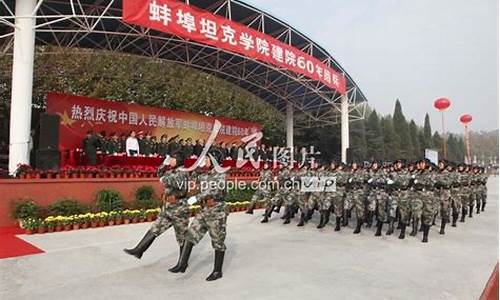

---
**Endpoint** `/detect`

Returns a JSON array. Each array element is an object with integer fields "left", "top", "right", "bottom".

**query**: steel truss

[{"left": 0, "top": 0, "right": 367, "bottom": 128}]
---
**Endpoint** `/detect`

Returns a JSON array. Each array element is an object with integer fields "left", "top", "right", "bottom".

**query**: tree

[
  {"left": 432, "top": 131, "right": 443, "bottom": 158},
  {"left": 350, "top": 120, "right": 368, "bottom": 162},
  {"left": 422, "top": 113, "right": 433, "bottom": 149},
  {"left": 365, "top": 110, "right": 384, "bottom": 160},
  {"left": 392, "top": 100, "right": 413, "bottom": 159},
  {"left": 381, "top": 116, "right": 400, "bottom": 161},
  {"left": 408, "top": 120, "right": 421, "bottom": 160}
]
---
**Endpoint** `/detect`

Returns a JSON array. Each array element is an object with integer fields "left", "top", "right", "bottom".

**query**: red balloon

[
  {"left": 460, "top": 114, "right": 472, "bottom": 124},
  {"left": 434, "top": 98, "right": 451, "bottom": 111}
]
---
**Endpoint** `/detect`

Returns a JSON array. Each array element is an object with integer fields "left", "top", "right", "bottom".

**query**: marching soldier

[
  {"left": 170, "top": 158, "right": 229, "bottom": 281},
  {"left": 435, "top": 161, "right": 453, "bottom": 235},
  {"left": 392, "top": 160, "right": 412, "bottom": 239},
  {"left": 246, "top": 162, "right": 274, "bottom": 214},
  {"left": 330, "top": 162, "right": 347, "bottom": 231},
  {"left": 123, "top": 154, "right": 191, "bottom": 272},
  {"left": 261, "top": 165, "right": 291, "bottom": 223}
]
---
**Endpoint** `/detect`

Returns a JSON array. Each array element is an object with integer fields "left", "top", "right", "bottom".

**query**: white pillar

[
  {"left": 286, "top": 101, "right": 294, "bottom": 161},
  {"left": 8, "top": 0, "right": 36, "bottom": 174},
  {"left": 341, "top": 94, "right": 349, "bottom": 163}
]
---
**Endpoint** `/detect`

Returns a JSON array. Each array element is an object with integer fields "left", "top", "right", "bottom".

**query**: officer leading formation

[{"left": 247, "top": 159, "right": 489, "bottom": 244}]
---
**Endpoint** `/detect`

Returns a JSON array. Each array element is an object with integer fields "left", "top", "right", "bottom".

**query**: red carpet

[{"left": 0, "top": 226, "right": 44, "bottom": 259}]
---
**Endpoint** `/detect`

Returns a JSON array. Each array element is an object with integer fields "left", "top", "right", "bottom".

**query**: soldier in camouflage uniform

[
  {"left": 322, "top": 162, "right": 347, "bottom": 231},
  {"left": 171, "top": 158, "right": 229, "bottom": 281},
  {"left": 449, "top": 164, "right": 462, "bottom": 227},
  {"left": 314, "top": 163, "right": 334, "bottom": 229},
  {"left": 457, "top": 165, "right": 471, "bottom": 222},
  {"left": 344, "top": 163, "right": 367, "bottom": 234},
  {"left": 479, "top": 167, "right": 488, "bottom": 211},
  {"left": 415, "top": 160, "right": 437, "bottom": 243},
  {"left": 124, "top": 154, "right": 191, "bottom": 272},
  {"left": 471, "top": 166, "right": 483, "bottom": 214},
  {"left": 435, "top": 161, "right": 453, "bottom": 235},
  {"left": 261, "top": 166, "right": 291, "bottom": 223},
  {"left": 246, "top": 163, "right": 274, "bottom": 214},
  {"left": 392, "top": 160, "right": 412, "bottom": 239},
  {"left": 366, "top": 162, "right": 392, "bottom": 236},
  {"left": 297, "top": 165, "right": 316, "bottom": 227}
]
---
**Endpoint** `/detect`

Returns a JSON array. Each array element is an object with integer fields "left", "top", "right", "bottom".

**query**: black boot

[
  {"left": 366, "top": 211, "right": 373, "bottom": 228},
  {"left": 386, "top": 217, "right": 395, "bottom": 235},
  {"left": 206, "top": 250, "right": 224, "bottom": 281},
  {"left": 342, "top": 210, "right": 349, "bottom": 227},
  {"left": 168, "top": 244, "right": 185, "bottom": 272},
  {"left": 334, "top": 216, "right": 341, "bottom": 231},
  {"left": 452, "top": 212, "right": 458, "bottom": 227},
  {"left": 468, "top": 205, "right": 473, "bottom": 218},
  {"left": 297, "top": 212, "right": 306, "bottom": 226},
  {"left": 283, "top": 207, "right": 291, "bottom": 224},
  {"left": 260, "top": 206, "right": 273, "bottom": 223},
  {"left": 481, "top": 201, "right": 486, "bottom": 211},
  {"left": 317, "top": 211, "right": 325, "bottom": 229},
  {"left": 439, "top": 218, "right": 446, "bottom": 235},
  {"left": 123, "top": 230, "right": 156, "bottom": 259},
  {"left": 398, "top": 224, "right": 406, "bottom": 239},
  {"left": 419, "top": 222, "right": 424, "bottom": 232},
  {"left": 305, "top": 209, "right": 314, "bottom": 222},
  {"left": 318, "top": 210, "right": 330, "bottom": 229},
  {"left": 476, "top": 203, "right": 480, "bottom": 214},
  {"left": 169, "top": 241, "right": 194, "bottom": 273},
  {"left": 431, "top": 214, "right": 437, "bottom": 226},
  {"left": 460, "top": 207, "right": 466, "bottom": 222},
  {"left": 409, "top": 218, "right": 419, "bottom": 236},
  {"left": 245, "top": 203, "right": 256, "bottom": 214},
  {"left": 422, "top": 224, "right": 430, "bottom": 243},
  {"left": 374, "top": 221, "right": 383, "bottom": 236},
  {"left": 353, "top": 219, "right": 363, "bottom": 234}
]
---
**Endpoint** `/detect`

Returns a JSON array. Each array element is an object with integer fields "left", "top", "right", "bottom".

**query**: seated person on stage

[
  {"left": 150, "top": 135, "right": 158, "bottom": 156},
  {"left": 83, "top": 130, "right": 99, "bottom": 165},
  {"left": 119, "top": 133, "right": 127, "bottom": 154},
  {"left": 141, "top": 132, "right": 154, "bottom": 156},
  {"left": 106, "top": 132, "right": 121, "bottom": 155},
  {"left": 126, "top": 130, "right": 140, "bottom": 156},
  {"left": 137, "top": 131, "right": 145, "bottom": 155},
  {"left": 157, "top": 134, "right": 169, "bottom": 157}
]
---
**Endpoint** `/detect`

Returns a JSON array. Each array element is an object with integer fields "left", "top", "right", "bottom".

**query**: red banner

[
  {"left": 122, "top": 0, "right": 346, "bottom": 94},
  {"left": 46, "top": 92, "right": 262, "bottom": 151}
]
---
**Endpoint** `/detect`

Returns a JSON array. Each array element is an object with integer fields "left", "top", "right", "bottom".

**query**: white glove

[
  {"left": 162, "top": 155, "right": 171, "bottom": 166},
  {"left": 387, "top": 179, "right": 394, "bottom": 185},
  {"left": 367, "top": 178, "right": 373, "bottom": 184},
  {"left": 348, "top": 178, "right": 353, "bottom": 183},
  {"left": 187, "top": 196, "right": 198, "bottom": 205},
  {"left": 413, "top": 179, "right": 418, "bottom": 184},
  {"left": 411, "top": 175, "right": 416, "bottom": 179}
]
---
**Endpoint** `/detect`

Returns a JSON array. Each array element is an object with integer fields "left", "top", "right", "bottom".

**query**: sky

[{"left": 244, "top": 0, "right": 499, "bottom": 133}]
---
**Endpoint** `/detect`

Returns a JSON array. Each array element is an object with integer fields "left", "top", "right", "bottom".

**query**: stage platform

[{"left": 0, "top": 178, "right": 498, "bottom": 300}]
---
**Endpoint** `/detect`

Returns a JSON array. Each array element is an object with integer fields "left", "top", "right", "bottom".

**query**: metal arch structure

[{"left": 0, "top": 0, "right": 368, "bottom": 173}]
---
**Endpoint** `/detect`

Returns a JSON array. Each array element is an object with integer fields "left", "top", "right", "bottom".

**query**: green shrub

[
  {"left": 12, "top": 199, "right": 41, "bottom": 219},
  {"left": 225, "top": 186, "right": 255, "bottom": 203},
  {"left": 95, "top": 189, "right": 123, "bottom": 212},
  {"left": 134, "top": 185, "right": 159, "bottom": 209},
  {"left": 49, "top": 198, "right": 83, "bottom": 216}
]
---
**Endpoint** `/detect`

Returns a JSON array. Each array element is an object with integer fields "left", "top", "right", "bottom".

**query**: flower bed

[{"left": 20, "top": 201, "right": 253, "bottom": 234}]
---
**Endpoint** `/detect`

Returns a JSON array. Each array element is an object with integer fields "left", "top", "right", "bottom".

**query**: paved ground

[{"left": 0, "top": 178, "right": 498, "bottom": 300}]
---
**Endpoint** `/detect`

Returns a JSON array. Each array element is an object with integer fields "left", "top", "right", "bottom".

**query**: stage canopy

[
  {"left": 0, "top": 0, "right": 367, "bottom": 128},
  {"left": 1, "top": 0, "right": 368, "bottom": 172}
]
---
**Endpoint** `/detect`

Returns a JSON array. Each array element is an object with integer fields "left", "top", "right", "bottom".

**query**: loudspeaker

[
  {"left": 36, "top": 149, "right": 60, "bottom": 170},
  {"left": 39, "top": 114, "right": 60, "bottom": 150},
  {"left": 346, "top": 148, "right": 354, "bottom": 164}
]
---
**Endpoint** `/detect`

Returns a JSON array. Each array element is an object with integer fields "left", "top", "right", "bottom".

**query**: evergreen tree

[
  {"left": 433, "top": 131, "right": 443, "bottom": 158},
  {"left": 365, "top": 110, "right": 384, "bottom": 160},
  {"left": 350, "top": 120, "right": 368, "bottom": 161},
  {"left": 447, "top": 134, "right": 460, "bottom": 162},
  {"left": 381, "top": 117, "right": 400, "bottom": 161},
  {"left": 423, "top": 113, "right": 433, "bottom": 148},
  {"left": 408, "top": 120, "right": 421, "bottom": 160},
  {"left": 392, "top": 100, "right": 413, "bottom": 159}
]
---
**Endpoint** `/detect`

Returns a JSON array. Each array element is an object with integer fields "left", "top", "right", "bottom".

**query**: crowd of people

[
  {"left": 82, "top": 129, "right": 317, "bottom": 165},
  {"left": 246, "top": 159, "right": 489, "bottom": 244},
  {"left": 122, "top": 154, "right": 490, "bottom": 282}
]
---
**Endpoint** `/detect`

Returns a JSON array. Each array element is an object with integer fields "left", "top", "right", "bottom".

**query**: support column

[
  {"left": 286, "top": 101, "right": 294, "bottom": 161},
  {"left": 341, "top": 94, "right": 349, "bottom": 163},
  {"left": 8, "top": 0, "right": 36, "bottom": 174}
]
